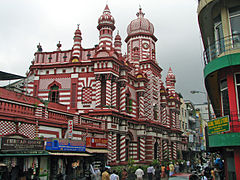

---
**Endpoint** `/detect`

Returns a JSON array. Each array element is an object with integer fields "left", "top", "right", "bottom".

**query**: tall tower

[
  {"left": 125, "top": 7, "right": 157, "bottom": 74},
  {"left": 72, "top": 25, "right": 82, "bottom": 62},
  {"left": 166, "top": 67, "right": 176, "bottom": 95},
  {"left": 114, "top": 31, "right": 122, "bottom": 55},
  {"left": 198, "top": 0, "right": 240, "bottom": 179},
  {"left": 97, "top": 5, "right": 115, "bottom": 51}
]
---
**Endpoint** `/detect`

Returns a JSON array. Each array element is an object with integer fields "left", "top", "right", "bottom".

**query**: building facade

[
  {"left": 198, "top": 0, "right": 240, "bottom": 179},
  {"left": 0, "top": 5, "right": 186, "bottom": 170}
]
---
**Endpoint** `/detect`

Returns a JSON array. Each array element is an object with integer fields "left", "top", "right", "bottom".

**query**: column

[
  {"left": 169, "top": 142, "right": 172, "bottom": 161},
  {"left": 120, "top": 135, "right": 126, "bottom": 162},
  {"left": 172, "top": 142, "right": 177, "bottom": 160},
  {"left": 107, "top": 132, "right": 113, "bottom": 163},
  {"left": 158, "top": 139, "right": 162, "bottom": 162},
  {"left": 112, "top": 81, "right": 117, "bottom": 108},
  {"left": 162, "top": 140, "right": 168, "bottom": 160},
  {"left": 140, "top": 137, "right": 145, "bottom": 161},
  {"left": 105, "top": 74, "right": 113, "bottom": 107},
  {"left": 95, "top": 75, "right": 101, "bottom": 107},
  {"left": 138, "top": 92, "right": 145, "bottom": 118},
  {"left": 119, "top": 81, "right": 126, "bottom": 112},
  {"left": 112, "top": 133, "right": 117, "bottom": 163}
]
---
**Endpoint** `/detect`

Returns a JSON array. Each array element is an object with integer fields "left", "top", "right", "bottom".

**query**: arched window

[{"left": 49, "top": 84, "right": 59, "bottom": 103}]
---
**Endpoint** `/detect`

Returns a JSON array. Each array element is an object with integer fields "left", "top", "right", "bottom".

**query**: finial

[
  {"left": 37, "top": 43, "right": 42, "bottom": 52},
  {"left": 57, "top": 41, "right": 62, "bottom": 51},
  {"left": 117, "top": 30, "right": 119, "bottom": 35},
  {"left": 77, "top": 24, "right": 80, "bottom": 29}
]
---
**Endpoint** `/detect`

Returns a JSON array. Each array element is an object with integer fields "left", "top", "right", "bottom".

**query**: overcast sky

[{"left": 0, "top": 0, "right": 207, "bottom": 104}]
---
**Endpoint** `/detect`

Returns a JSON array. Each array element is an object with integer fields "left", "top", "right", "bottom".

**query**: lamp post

[{"left": 190, "top": 90, "right": 212, "bottom": 121}]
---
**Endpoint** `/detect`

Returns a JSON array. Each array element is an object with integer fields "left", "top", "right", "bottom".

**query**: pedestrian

[
  {"left": 121, "top": 169, "right": 128, "bottom": 180},
  {"left": 110, "top": 170, "right": 119, "bottom": 180},
  {"left": 161, "top": 164, "right": 165, "bottom": 178},
  {"left": 186, "top": 160, "right": 190, "bottom": 173},
  {"left": 135, "top": 166, "right": 144, "bottom": 180},
  {"left": 102, "top": 168, "right": 110, "bottom": 180},
  {"left": 94, "top": 167, "right": 101, "bottom": 180},
  {"left": 165, "top": 164, "right": 170, "bottom": 178},
  {"left": 169, "top": 162, "right": 174, "bottom": 177},
  {"left": 155, "top": 165, "right": 161, "bottom": 180},
  {"left": 147, "top": 164, "right": 155, "bottom": 180},
  {"left": 175, "top": 162, "right": 180, "bottom": 173}
]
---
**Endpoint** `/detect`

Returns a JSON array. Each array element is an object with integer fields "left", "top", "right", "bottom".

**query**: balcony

[{"left": 203, "top": 33, "right": 240, "bottom": 65}]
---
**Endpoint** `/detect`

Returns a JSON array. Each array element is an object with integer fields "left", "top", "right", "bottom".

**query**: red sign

[{"left": 86, "top": 137, "right": 108, "bottom": 148}]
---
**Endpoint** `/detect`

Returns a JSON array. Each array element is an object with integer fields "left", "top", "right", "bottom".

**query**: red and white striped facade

[{"left": 7, "top": 5, "right": 187, "bottom": 165}]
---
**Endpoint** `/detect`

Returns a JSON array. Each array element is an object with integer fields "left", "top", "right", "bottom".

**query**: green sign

[{"left": 208, "top": 116, "right": 230, "bottom": 135}]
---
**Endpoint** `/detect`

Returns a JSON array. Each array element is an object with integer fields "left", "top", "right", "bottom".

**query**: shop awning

[
  {"left": 48, "top": 152, "right": 92, "bottom": 156},
  {"left": 0, "top": 152, "right": 49, "bottom": 156},
  {"left": 86, "top": 148, "right": 111, "bottom": 154}
]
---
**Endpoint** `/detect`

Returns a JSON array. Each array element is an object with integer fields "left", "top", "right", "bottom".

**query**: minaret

[
  {"left": 72, "top": 24, "right": 82, "bottom": 62},
  {"left": 114, "top": 31, "right": 122, "bottom": 55},
  {"left": 166, "top": 67, "right": 176, "bottom": 95},
  {"left": 97, "top": 5, "right": 115, "bottom": 51}
]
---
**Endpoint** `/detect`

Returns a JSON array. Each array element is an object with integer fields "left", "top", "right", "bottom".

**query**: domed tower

[
  {"left": 166, "top": 67, "right": 176, "bottom": 95},
  {"left": 125, "top": 7, "right": 157, "bottom": 72},
  {"left": 97, "top": 5, "right": 115, "bottom": 51},
  {"left": 114, "top": 31, "right": 122, "bottom": 55},
  {"left": 72, "top": 25, "right": 82, "bottom": 62}
]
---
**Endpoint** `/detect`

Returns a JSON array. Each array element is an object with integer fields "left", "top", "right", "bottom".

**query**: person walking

[
  {"left": 121, "top": 169, "right": 128, "bottom": 180},
  {"left": 147, "top": 164, "right": 155, "bottom": 180},
  {"left": 161, "top": 165, "right": 165, "bottom": 178},
  {"left": 155, "top": 165, "right": 161, "bottom": 180},
  {"left": 102, "top": 168, "right": 110, "bottom": 180},
  {"left": 169, "top": 163, "right": 174, "bottom": 177},
  {"left": 135, "top": 166, "right": 144, "bottom": 180},
  {"left": 110, "top": 170, "right": 119, "bottom": 180}
]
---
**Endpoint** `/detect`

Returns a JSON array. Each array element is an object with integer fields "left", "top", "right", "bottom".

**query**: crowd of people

[{"left": 89, "top": 157, "right": 224, "bottom": 180}]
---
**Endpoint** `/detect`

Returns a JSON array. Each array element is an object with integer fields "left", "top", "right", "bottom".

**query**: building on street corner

[{"left": 198, "top": 0, "right": 240, "bottom": 179}]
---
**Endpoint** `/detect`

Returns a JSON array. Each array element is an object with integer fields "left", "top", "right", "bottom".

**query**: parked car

[{"left": 169, "top": 173, "right": 200, "bottom": 180}]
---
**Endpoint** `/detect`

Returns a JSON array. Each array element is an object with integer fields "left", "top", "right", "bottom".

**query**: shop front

[
  {"left": 45, "top": 138, "right": 92, "bottom": 180},
  {"left": 0, "top": 136, "right": 48, "bottom": 180},
  {"left": 85, "top": 137, "right": 109, "bottom": 171}
]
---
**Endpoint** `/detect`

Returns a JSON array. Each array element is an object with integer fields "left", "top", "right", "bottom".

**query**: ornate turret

[
  {"left": 72, "top": 24, "right": 82, "bottom": 62},
  {"left": 114, "top": 31, "right": 122, "bottom": 55},
  {"left": 97, "top": 5, "right": 115, "bottom": 50},
  {"left": 166, "top": 67, "right": 176, "bottom": 95}
]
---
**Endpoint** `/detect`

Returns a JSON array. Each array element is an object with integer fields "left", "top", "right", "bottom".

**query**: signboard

[
  {"left": 45, "top": 138, "right": 86, "bottom": 152},
  {"left": 208, "top": 116, "right": 230, "bottom": 135},
  {"left": 0, "top": 137, "right": 44, "bottom": 150},
  {"left": 68, "top": 120, "right": 73, "bottom": 139},
  {"left": 86, "top": 137, "right": 108, "bottom": 148},
  {"left": 189, "top": 134, "right": 194, "bottom": 143}
]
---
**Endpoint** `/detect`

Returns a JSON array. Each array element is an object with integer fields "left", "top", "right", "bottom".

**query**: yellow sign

[{"left": 208, "top": 116, "right": 230, "bottom": 135}]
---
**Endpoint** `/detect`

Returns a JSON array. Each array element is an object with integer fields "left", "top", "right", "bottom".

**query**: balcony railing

[{"left": 203, "top": 33, "right": 240, "bottom": 65}]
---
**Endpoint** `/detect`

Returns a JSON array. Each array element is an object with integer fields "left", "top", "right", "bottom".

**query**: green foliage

[{"left": 152, "top": 159, "right": 160, "bottom": 167}]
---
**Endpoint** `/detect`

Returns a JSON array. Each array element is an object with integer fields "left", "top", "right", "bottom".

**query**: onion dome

[
  {"left": 127, "top": 7, "right": 154, "bottom": 36},
  {"left": 97, "top": 4, "right": 115, "bottom": 30}
]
